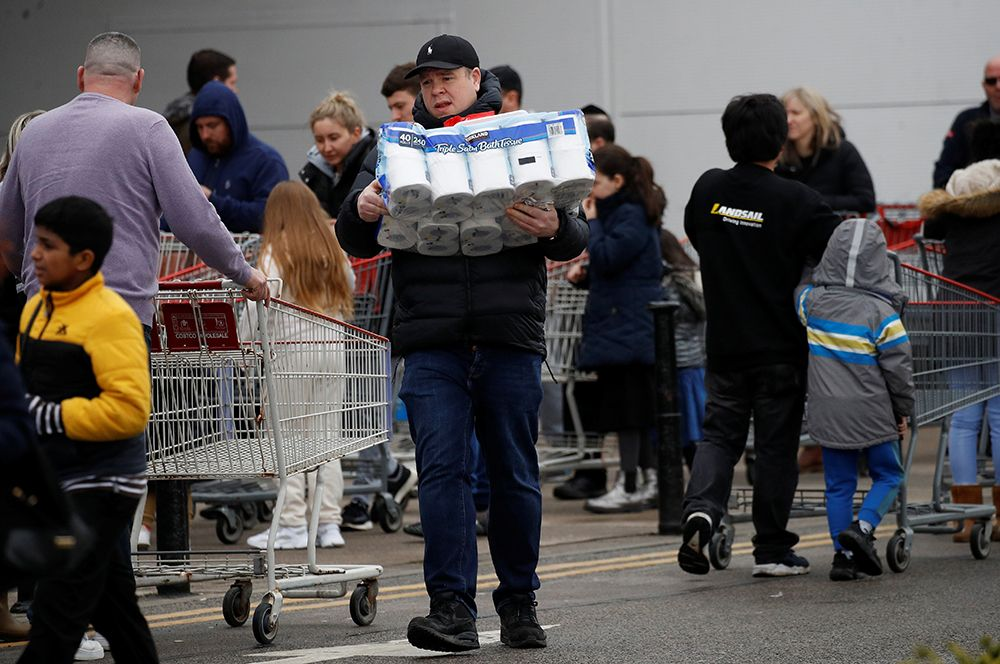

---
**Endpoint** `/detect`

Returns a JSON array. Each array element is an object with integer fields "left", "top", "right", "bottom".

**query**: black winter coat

[
  {"left": 299, "top": 129, "right": 377, "bottom": 218},
  {"left": 933, "top": 102, "right": 991, "bottom": 189},
  {"left": 335, "top": 71, "right": 589, "bottom": 356},
  {"left": 776, "top": 139, "right": 875, "bottom": 214}
]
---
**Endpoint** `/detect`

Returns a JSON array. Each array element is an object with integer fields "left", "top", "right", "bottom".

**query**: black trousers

[
  {"left": 19, "top": 490, "right": 158, "bottom": 664},
  {"left": 682, "top": 364, "right": 805, "bottom": 563}
]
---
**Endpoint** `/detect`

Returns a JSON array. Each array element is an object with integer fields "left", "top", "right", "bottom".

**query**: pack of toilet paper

[{"left": 374, "top": 109, "right": 593, "bottom": 256}]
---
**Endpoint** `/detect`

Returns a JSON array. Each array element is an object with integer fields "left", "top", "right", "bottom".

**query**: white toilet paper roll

[
  {"left": 498, "top": 215, "right": 538, "bottom": 247},
  {"left": 377, "top": 216, "right": 419, "bottom": 250},
  {"left": 424, "top": 128, "right": 474, "bottom": 212},
  {"left": 378, "top": 123, "right": 433, "bottom": 221},
  {"left": 460, "top": 121, "right": 515, "bottom": 200},
  {"left": 546, "top": 112, "right": 595, "bottom": 208},
  {"left": 431, "top": 205, "right": 473, "bottom": 223},
  {"left": 417, "top": 219, "right": 460, "bottom": 243},
  {"left": 472, "top": 189, "right": 515, "bottom": 216},
  {"left": 462, "top": 236, "right": 504, "bottom": 257},
  {"left": 459, "top": 217, "right": 502, "bottom": 244},
  {"left": 507, "top": 119, "right": 555, "bottom": 201},
  {"left": 417, "top": 238, "right": 460, "bottom": 256}
]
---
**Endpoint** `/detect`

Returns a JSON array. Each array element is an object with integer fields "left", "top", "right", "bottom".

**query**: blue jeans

[
  {"left": 823, "top": 441, "right": 904, "bottom": 551},
  {"left": 948, "top": 397, "right": 1000, "bottom": 485},
  {"left": 400, "top": 347, "right": 543, "bottom": 616}
]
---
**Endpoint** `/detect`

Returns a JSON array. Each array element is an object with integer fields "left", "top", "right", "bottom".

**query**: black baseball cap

[{"left": 404, "top": 34, "right": 479, "bottom": 79}]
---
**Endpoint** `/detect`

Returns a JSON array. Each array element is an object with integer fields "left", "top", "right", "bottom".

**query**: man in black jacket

[
  {"left": 336, "top": 34, "right": 587, "bottom": 653},
  {"left": 677, "top": 94, "right": 840, "bottom": 579},
  {"left": 933, "top": 54, "right": 1000, "bottom": 189}
]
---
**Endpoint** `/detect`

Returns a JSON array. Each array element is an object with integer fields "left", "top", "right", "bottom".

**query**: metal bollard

[
  {"left": 650, "top": 302, "right": 683, "bottom": 535},
  {"left": 156, "top": 479, "right": 191, "bottom": 594}
]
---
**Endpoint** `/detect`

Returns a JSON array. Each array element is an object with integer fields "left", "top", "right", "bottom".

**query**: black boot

[
  {"left": 497, "top": 595, "right": 547, "bottom": 648},
  {"left": 553, "top": 468, "right": 607, "bottom": 500},
  {"left": 407, "top": 592, "right": 479, "bottom": 652},
  {"left": 836, "top": 522, "right": 882, "bottom": 577}
]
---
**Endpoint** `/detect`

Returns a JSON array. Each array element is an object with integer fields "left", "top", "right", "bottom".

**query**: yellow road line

[{"left": 0, "top": 531, "right": 835, "bottom": 644}]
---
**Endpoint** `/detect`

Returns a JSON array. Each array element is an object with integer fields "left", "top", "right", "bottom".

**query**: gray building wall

[{"left": 1, "top": 0, "right": 996, "bottom": 231}]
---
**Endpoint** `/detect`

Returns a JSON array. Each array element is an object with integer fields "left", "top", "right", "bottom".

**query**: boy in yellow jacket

[{"left": 16, "top": 196, "right": 158, "bottom": 663}]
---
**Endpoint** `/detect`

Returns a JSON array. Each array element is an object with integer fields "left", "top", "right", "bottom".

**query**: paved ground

[{"left": 2, "top": 424, "right": 998, "bottom": 663}]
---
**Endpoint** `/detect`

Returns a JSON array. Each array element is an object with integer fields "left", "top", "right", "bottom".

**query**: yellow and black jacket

[{"left": 18, "top": 273, "right": 150, "bottom": 490}]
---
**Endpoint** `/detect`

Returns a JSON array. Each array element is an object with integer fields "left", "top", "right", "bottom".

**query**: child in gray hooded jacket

[{"left": 795, "top": 217, "right": 915, "bottom": 581}]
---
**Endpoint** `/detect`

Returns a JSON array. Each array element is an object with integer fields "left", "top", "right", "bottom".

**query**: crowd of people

[{"left": 0, "top": 26, "right": 997, "bottom": 663}]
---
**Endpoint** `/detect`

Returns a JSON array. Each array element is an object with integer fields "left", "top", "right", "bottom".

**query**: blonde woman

[
  {"left": 299, "top": 91, "right": 376, "bottom": 219},
  {"left": 0, "top": 110, "right": 45, "bottom": 182},
  {"left": 246, "top": 181, "right": 356, "bottom": 549},
  {"left": 777, "top": 87, "right": 875, "bottom": 215}
]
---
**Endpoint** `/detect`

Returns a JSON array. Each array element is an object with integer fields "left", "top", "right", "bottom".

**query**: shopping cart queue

[{"left": 1, "top": 27, "right": 999, "bottom": 664}]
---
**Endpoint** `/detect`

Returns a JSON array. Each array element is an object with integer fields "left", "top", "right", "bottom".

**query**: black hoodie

[{"left": 335, "top": 70, "right": 588, "bottom": 356}]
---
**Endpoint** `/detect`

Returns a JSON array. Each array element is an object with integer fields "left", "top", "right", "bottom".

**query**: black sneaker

[
  {"left": 836, "top": 521, "right": 883, "bottom": 577},
  {"left": 752, "top": 550, "right": 810, "bottom": 577},
  {"left": 407, "top": 593, "right": 479, "bottom": 652},
  {"left": 677, "top": 512, "right": 712, "bottom": 575},
  {"left": 388, "top": 464, "right": 418, "bottom": 509},
  {"left": 342, "top": 499, "right": 373, "bottom": 531},
  {"left": 553, "top": 470, "right": 607, "bottom": 500},
  {"left": 829, "top": 551, "right": 859, "bottom": 581},
  {"left": 497, "top": 595, "right": 547, "bottom": 648},
  {"left": 403, "top": 522, "right": 424, "bottom": 538}
]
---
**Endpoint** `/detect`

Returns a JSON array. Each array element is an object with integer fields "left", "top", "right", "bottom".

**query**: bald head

[
  {"left": 983, "top": 55, "right": 1000, "bottom": 114},
  {"left": 84, "top": 32, "right": 141, "bottom": 77}
]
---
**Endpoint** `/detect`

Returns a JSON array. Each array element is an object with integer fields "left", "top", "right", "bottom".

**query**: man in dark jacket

[
  {"left": 187, "top": 81, "right": 288, "bottom": 232},
  {"left": 677, "top": 94, "right": 840, "bottom": 579},
  {"left": 933, "top": 54, "right": 1000, "bottom": 188},
  {"left": 336, "top": 34, "right": 587, "bottom": 654}
]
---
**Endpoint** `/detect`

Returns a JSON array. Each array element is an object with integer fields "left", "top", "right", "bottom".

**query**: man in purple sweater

[{"left": 0, "top": 31, "right": 267, "bottom": 328}]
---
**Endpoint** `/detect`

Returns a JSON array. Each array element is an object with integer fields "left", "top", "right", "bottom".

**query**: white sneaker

[
  {"left": 74, "top": 636, "right": 105, "bottom": 661},
  {"left": 316, "top": 522, "right": 346, "bottom": 548},
  {"left": 137, "top": 524, "right": 151, "bottom": 551},
  {"left": 583, "top": 475, "right": 644, "bottom": 514},
  {"left": 639, "top": 468, "right": 658, "bottom": 509},
  {"left": 91, "top": 632, "right": 110, "bottom": 651},
  {"left": 246, "top": 525, "right": 307, "bottom": 550}
]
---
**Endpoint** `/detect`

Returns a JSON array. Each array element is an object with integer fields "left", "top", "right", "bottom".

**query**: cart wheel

[
  {"left": 222, "top": 583, "right": 251, "bottom": 627},
  {"left": 970, "top": 522, "right": 992, "bottom": 560},
  {"left": 252, "top": 602, "right": 278, "bottom": 644},
  {"left": 709, "top": 520, "right": 734, "bottom": 570},
  {"left": 374, "top": 495, "right": 403, "bottom": 533},
  {"left": 215, "top": 510, "right": 244, "bottom": 545},
  {"left": 256, "top": 500, "right": 274, "bottom": 523},
  {"left": 240, "top": 502, "right": 260, "bottom": 529},
  {"left": 886, "top": 531, "right": 910, "bottom": 573},
  {"left": 349, "top": 583, "right": 378, "bottom": 626}
]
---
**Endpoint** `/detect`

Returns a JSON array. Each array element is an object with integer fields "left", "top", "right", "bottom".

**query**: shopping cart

[
  {"left": 883, "top": 261, "right": 999, "bottom": 572},
  {"left": 159, "top": 232, "right": 262, "bottom": 279},
  {"left": 351, "top": 252, "right": 393, "bottom": 338},
  {"left": 875, "top": 203, "right": 923, "bottom": 246},
  {"left": 913, "top": 234, "right": 947, "bottom": 276},
  {"left": 134, "top": 279, "right": 390, "bottom": 644},
  {"left": 537, "top": 256, "right": 604, "bottom": 472}
]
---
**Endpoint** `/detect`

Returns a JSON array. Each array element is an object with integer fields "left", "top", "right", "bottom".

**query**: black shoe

[
  {"left": 407, "top": 593, "right": 479, "bottom": 652},
  {"left": 752, "top": 550, "right": 810, "bottom": 577},
  {"left": 553, "top": 470, "right": 607, "bottom": 500},
  {"left": 837, "top": 521, "right": 883, "bottom": 577},
  {"left": 677, "top": 513, "right": 712, "bottom": 575},
  {"left": 829, "top": 551, "right": 859, "bottom": 581},
  {"left": 8, "top": 601, "right": 30, "bottom": 615},
  {"left": 403, "top": 522, "right": 424, "bottom": 538},
  {"left": 342, "top": 499, "right": 373, "bottom": 531},
  {"left": 388, "top": 464, "right": 418, "bottom": 509},
  {"left": 497, "top": 595, "right": 547, "bottom": 648}
]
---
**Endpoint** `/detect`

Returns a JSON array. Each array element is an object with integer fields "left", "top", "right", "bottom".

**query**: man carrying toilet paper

[{"left": 336, "top": 33, "right": 587, "bottom": 654}]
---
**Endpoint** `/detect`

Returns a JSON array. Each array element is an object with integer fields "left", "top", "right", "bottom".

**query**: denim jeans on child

[
  {"left": 400, "top": 346, "right": 543, "bottom": 616},
  {"left": 822, "top": 440, "right": 904, "bottom": 549}
]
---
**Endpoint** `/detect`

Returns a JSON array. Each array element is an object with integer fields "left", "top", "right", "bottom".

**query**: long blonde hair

[
  {"left": 780, "top": 87, "right": 843, "bottom": 168},
  {"left": 261, "top": 181, "right": 354, "bottom": 318},
  {"left": 1, "top": 110, "right": 45, "bottom": 181}
]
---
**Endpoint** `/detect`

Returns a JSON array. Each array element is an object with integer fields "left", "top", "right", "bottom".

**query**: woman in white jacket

[{"left": 246, "top": 181, "right": 356, "bottom": 549}]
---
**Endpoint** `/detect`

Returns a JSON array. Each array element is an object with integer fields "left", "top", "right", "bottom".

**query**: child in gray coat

[{"left": 796, "top": 217, "right": 915, "bottom": 581}]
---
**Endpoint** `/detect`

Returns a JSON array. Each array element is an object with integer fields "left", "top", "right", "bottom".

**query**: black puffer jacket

[
  {"left": 776, "top": 139, "right": 876, "bottom": 214},
  {"left": 336, "top": 70, "right": 589, "bottom": 356},
  {"left": 299, "top": 128, "right": 377, "bottom": 218}
]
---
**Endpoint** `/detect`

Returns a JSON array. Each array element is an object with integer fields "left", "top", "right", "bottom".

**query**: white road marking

[{"left": 244, "top": 625, "right": 559, "bottom": 662}]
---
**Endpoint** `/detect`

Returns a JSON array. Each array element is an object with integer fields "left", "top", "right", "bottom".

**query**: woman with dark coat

[
  {"left": 919, "top": 119, "right": 1000, "bottom": 542},
  {"left": 299, "top": 90, "right": 377, "bottom": 220},
  {"left": 777, "top": 87, "right": 876, "bottom": 216},
  {"left": 569, "top": 145, "right": 665, "bottom": 513}
]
